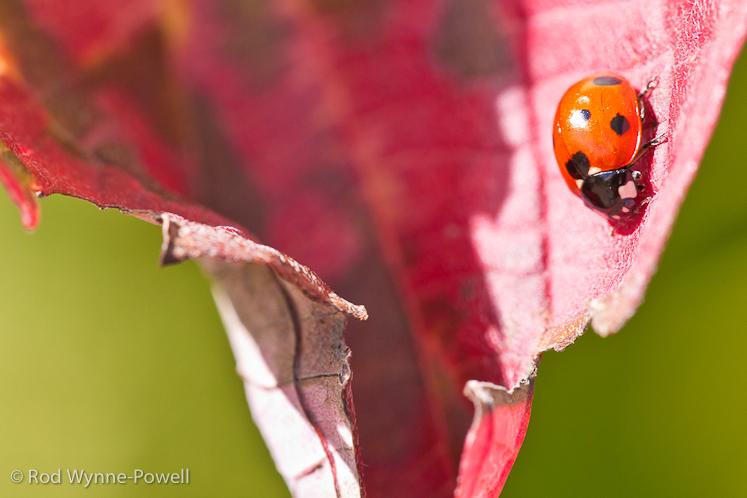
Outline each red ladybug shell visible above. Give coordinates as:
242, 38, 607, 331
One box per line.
553, 73, 642, 196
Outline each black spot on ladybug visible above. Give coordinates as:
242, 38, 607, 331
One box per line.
593, 76, 622, 86
565, 151, 590, 180
610, 113, 630, 135
570, 109, 591, 126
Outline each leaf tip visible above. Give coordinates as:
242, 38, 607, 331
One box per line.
0, 142, 41, 231
158, 214, 187, 266
455, 379, 534, 498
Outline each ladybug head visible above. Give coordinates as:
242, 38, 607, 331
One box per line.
580, 168, 643, 222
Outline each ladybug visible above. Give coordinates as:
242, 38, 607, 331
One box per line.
553, 73, 665, 223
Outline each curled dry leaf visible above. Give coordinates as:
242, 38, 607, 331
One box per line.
0, 0, 746, 496
209, 262, 362, 497
160, 213, 367, 494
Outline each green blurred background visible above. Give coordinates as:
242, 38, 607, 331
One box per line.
1, 50, 746, 498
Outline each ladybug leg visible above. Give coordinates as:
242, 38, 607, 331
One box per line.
637, 77, 659, 122
638, 77, 658, 100
640, 132, 667, 152
610, 216, 632, 236
627, 132, 668, 165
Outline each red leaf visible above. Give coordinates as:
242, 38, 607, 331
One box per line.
1, 0, 746, 496
0, 140, 39, 229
